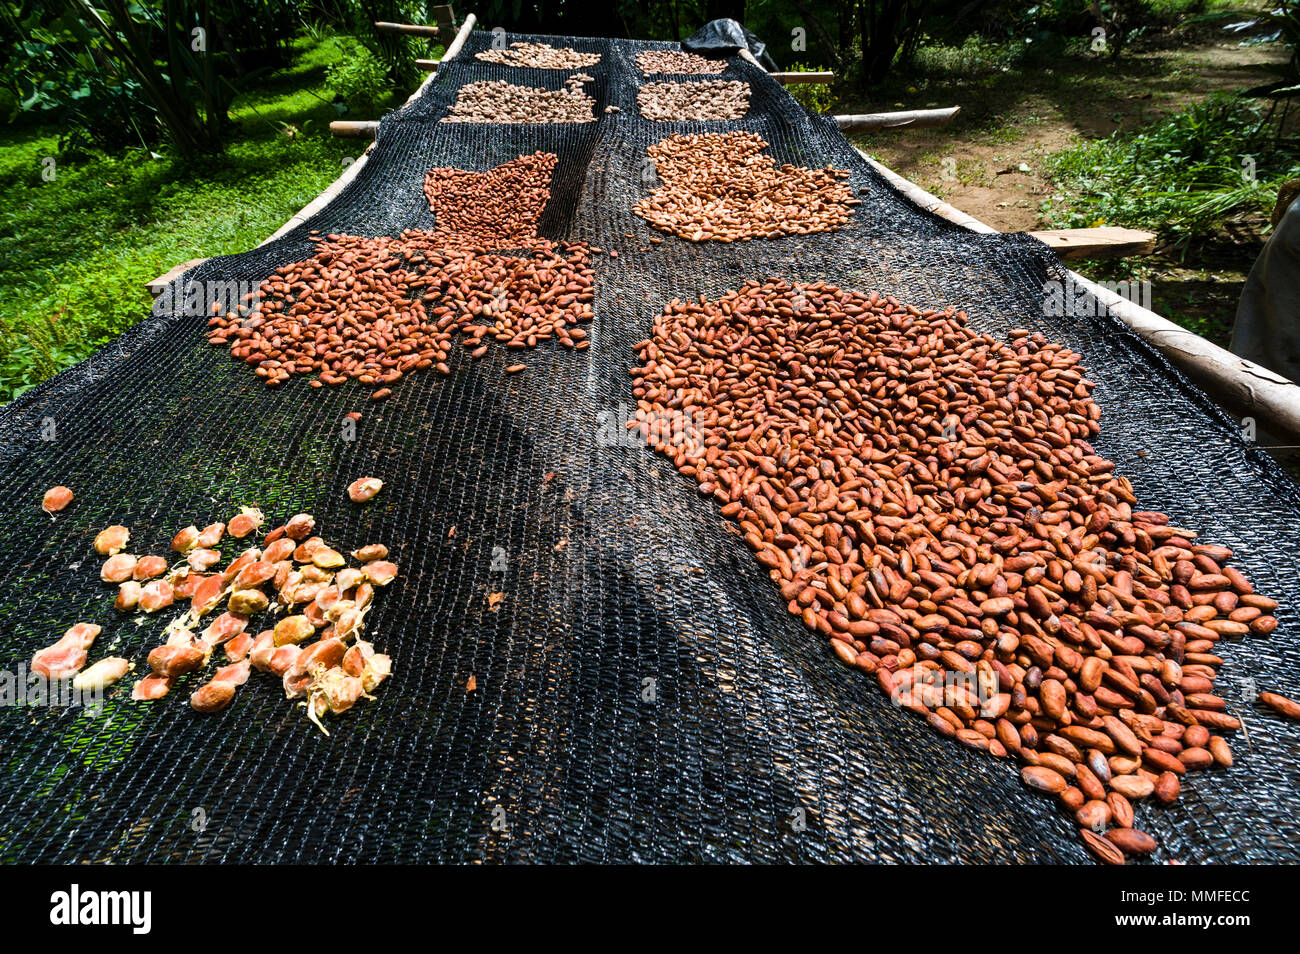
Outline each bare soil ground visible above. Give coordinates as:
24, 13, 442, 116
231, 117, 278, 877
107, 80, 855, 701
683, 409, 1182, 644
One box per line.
843, 31, 1292, 344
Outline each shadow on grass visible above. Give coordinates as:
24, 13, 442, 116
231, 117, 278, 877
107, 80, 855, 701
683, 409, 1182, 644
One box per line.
843, 41, 1286, 148
1, 127, 343, 270
0, 33, 364, 399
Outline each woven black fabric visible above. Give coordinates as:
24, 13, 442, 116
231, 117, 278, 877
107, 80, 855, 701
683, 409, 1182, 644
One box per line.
1, 31, 1298, 864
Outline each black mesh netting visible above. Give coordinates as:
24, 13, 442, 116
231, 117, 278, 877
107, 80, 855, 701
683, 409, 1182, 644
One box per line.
2, 31, 1298, 864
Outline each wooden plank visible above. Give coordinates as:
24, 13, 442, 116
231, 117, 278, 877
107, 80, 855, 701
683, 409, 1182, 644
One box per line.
144, 258, 208, 295
416, 58, 440, 71
834, 107, 960, 132
1026, 227, 1157, 260
374, 21, 439, 37
330, 120, 379, 138
771, 71, 835, 85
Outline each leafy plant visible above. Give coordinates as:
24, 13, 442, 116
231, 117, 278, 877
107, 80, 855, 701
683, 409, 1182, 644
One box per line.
4, 1, 285, 158
1, 4, 160, 153
347, 0, 428, 90
67, 0, 229, 157
1044, 93, 1300, 256
786, 62, 836, 114
1090, 0, 1155, 58
325, 38, 388, 109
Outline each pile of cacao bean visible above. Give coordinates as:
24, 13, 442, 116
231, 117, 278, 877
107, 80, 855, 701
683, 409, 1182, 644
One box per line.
630, 279, 1282, 863
634, 132, 858, 242
635, 50, 726, 75
30, 504, 397, 734
636, 80, 750, 121
441, 79, 597, 123
475, 41, 601, 69
207, 232, 593, 395
424, 152, 558, 246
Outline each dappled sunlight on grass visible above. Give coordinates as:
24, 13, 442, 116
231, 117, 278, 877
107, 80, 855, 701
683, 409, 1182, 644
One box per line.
0, 34, 375, 401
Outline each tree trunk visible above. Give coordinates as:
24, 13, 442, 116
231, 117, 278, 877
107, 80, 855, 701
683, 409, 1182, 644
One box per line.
858, 0, 929, 87
791, 0, 844, 72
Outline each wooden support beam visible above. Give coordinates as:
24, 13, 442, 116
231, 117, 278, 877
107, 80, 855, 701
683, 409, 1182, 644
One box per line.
374, 21, 440, 37
1027, 227, 1157, 261
432, 12, 474, 72
835, 107, 960, 132
771, 71, 835, 85
144, 258, 208, 295
431, 5, 457, 30
330, 120, 379, 138
416, 58, 440, 71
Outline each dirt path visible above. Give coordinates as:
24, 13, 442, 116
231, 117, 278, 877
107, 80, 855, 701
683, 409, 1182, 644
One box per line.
848, 34, 1290, 232
839, 30, 1291, 345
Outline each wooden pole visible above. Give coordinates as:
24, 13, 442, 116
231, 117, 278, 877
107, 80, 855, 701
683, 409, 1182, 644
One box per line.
374, 21, 440, 37
430, 12, 474, 72
770, 71, 835, 84
329, 120, 379, 138
834, 107, 960, 131
1026, 227, 1156, 261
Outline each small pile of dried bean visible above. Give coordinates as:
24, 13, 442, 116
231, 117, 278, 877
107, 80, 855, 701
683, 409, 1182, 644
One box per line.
634, 132, 857, 242
636, 80, 749, 121
635, 50, 726, 75
475, 41, 601, 69
424, 152, 557, 246
207, 232, 594, 393
630, 279, 1283, 863
441, 79, 597, 123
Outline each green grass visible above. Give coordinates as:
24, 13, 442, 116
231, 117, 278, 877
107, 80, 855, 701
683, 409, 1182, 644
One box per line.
0, 34, 406, 402
1042, 93, 1300, 249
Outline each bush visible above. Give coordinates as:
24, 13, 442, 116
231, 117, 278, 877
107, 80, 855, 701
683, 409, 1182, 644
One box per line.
345, 0, 427, 90
1044, 93, 1300, 252
908, 34, 1028, 76
786, 62, 835, 114
325, 38, 389, 109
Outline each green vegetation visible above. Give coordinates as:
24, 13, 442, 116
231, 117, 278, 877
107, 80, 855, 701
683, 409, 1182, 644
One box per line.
325, 37, 390, 109
785, 62, 836, 114
0, 34, 362, 400
1044, 94, 1299, 252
